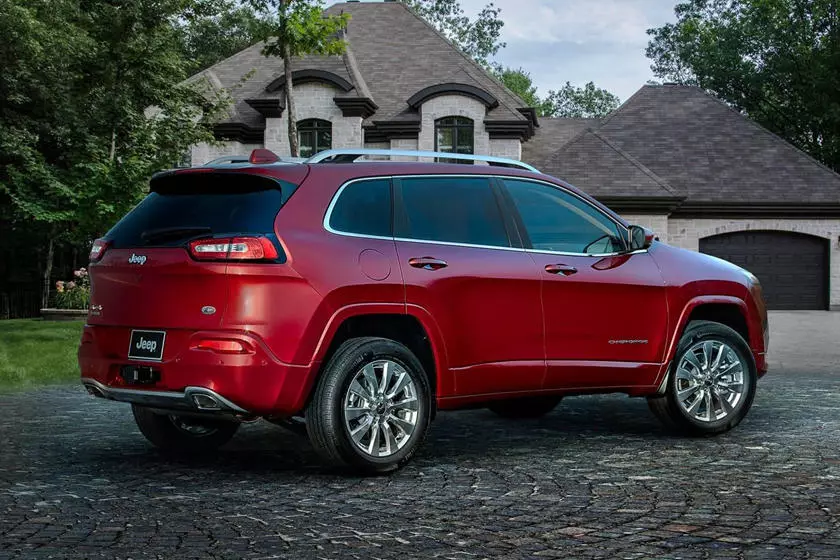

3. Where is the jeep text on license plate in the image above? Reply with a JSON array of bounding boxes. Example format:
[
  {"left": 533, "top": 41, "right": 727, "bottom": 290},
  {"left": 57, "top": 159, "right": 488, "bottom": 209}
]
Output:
[{"left": 127, "top": 330, "right": 166, "bottom": 362}]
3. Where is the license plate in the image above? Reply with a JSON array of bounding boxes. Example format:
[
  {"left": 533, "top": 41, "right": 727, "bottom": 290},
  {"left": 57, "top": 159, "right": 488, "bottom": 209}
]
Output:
[{"left": 127, "top": 330, "right": 166, "bottom": 362}]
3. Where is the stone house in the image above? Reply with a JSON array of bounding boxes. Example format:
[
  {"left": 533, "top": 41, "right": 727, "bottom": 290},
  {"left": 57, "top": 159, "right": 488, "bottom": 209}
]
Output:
[{"left": 186, "top": 1, "right": 840, "bottom": 310}]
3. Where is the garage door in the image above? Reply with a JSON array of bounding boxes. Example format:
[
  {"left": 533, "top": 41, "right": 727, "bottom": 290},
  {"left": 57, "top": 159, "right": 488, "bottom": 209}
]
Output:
[{"left": 700, "top": 231, "right": 829, "bottom": 310}]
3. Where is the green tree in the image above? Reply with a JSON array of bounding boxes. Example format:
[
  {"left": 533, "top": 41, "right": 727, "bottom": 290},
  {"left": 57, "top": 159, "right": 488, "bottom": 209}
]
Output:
[
  {"left": 0, "top": 0, "right": 226, "bottom": 306},
  {"left": 401, "top": 0, "right": 505, "bottom": 66},
  {"left": 248, "top": 0, "right": 349, "bottom": 156},
  {"left": 492, "top": 65, "right": 556, "bottom": 115},
  {"left": 177, "top": 0, "right": 273, "bottom": 74},
  {"left": 543, "top": 82, "right": 621, "bottom": 118},
  {"left": 647, "top": 0, "right": 840, "bottom": 171}
]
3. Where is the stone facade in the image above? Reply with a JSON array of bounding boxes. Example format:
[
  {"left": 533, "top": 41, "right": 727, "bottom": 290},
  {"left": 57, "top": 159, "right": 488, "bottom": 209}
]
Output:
[{"left": 264, "top": 83, "right": 363, "bottom": 155}]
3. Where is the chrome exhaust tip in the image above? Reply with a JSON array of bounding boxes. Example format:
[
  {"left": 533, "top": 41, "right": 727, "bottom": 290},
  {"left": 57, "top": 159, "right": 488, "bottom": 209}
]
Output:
[{"left": 190, "top": 393, "right": 223, "bottom": 411}]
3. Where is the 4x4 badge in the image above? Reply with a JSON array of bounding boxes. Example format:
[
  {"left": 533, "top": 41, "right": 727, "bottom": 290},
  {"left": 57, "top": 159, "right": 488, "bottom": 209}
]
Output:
[{"left": 201, "top": 306, "right": 216, "bottom": 315}]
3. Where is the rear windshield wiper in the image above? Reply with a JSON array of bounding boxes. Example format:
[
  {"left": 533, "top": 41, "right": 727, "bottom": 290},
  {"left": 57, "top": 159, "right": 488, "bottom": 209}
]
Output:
[{"left": 140, "top": 226, "right": 212, "bottom": 244}]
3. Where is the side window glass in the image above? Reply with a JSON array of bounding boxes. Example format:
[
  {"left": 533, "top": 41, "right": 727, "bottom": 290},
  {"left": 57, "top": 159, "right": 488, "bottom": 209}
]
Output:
[
  {"left": 396, "top": 176, "right": 509, "bottom": 248},
  {"left": 328, "top": 179, "right": 391, "bottom": 237},
  {"left": 503, "top": 179, "right": 625, "bottom": 254}
]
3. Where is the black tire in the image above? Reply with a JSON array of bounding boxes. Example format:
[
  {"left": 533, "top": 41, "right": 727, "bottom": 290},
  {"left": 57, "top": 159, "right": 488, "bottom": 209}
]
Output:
[
  {"left": 132, "top": 405, "right": 240, "bottom": 452},
  {"left": 488, "top": 396, "right": 562, "bottom": 419},
  {"left": 648, "top": 320, "right": 757, "bottom": 436},
  {"left": 306, "top": 337, "right": 433, "bottom": 474}
]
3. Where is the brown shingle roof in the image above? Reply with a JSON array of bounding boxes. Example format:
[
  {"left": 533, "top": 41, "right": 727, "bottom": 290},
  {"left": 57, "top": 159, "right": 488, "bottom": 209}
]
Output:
[
  {"left": 189, "top": 2, "right": 530, "bottom": 131},
  {"left": 596, "top": 84, "right": 840, "bottom": 204}
]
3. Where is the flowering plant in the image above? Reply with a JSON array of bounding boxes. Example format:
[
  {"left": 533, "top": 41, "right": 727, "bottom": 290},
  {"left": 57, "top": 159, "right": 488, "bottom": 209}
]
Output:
[{"left": 55, "top": 268, "right": 90, "bottom": 309}]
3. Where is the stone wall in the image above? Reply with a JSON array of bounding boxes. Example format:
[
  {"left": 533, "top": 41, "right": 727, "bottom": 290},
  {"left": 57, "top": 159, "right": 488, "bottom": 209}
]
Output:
[{"left": 264, "top": 82, "right": 362, "bottom": 156}]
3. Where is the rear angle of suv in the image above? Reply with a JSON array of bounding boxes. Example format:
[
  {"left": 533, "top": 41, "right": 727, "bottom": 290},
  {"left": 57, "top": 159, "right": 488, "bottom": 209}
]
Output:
[{"left": 79, "top": 149, "right": 768, "bottom": 473}]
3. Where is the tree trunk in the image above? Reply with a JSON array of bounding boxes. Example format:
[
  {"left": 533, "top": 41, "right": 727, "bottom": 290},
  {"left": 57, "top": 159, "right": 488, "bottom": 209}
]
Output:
[
  {"left": 109, "top": 129, "right": 116, "bottom": 162},
  {"left": 284, "top": 42, "right": 299, "bottom": 157},
  {"left": 42, "top": 237, "right": 54, "bottom": 309}
]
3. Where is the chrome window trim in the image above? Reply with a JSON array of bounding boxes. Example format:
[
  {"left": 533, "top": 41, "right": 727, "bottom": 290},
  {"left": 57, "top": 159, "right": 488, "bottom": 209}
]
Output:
[{"left": 323, "top": 174, "right": 638, "bottom": 258}]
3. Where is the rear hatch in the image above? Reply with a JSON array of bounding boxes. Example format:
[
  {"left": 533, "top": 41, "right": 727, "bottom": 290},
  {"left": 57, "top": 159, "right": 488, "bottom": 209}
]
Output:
[{"left": 87, "top": 169, "right": 301, "bottom": 330}]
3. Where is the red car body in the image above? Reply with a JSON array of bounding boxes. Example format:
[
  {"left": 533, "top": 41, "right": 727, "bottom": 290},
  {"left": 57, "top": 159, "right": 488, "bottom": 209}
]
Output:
[{"left": 78, "top": 162, "right": 768, "bottom": 418}]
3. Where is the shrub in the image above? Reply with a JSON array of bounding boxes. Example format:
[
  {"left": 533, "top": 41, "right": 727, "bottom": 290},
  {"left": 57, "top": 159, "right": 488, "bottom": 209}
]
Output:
[{"left": 55, "top": 268, "right": 90, "bottom": 310}]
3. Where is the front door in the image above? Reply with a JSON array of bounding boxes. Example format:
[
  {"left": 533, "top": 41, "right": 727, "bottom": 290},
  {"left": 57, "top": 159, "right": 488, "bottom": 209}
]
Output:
[
  {"left": 393, "top": 175, "right": 544, "bottom": 397},
  {"left": 500, "top": 177, "right": 669, "bottom": 390}
]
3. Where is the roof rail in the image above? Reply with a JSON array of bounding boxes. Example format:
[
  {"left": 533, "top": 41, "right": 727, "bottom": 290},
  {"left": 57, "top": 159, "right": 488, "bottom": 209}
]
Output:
[{"left": 305, "top": 148, "right": 540, "bottom": 173}]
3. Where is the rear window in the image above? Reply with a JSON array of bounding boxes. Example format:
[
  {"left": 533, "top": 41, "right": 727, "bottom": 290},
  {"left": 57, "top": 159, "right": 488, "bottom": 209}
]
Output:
[
  {"left": 105, "top": 173, "right": 295, "bottom": 248},
  {"left": 328, "top": 178, "right": 392, "bottom": 237}
]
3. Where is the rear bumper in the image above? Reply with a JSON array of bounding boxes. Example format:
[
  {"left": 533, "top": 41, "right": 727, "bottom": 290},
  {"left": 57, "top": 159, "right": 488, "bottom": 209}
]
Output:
[
  {"left": 78, "top": 325, "right": 317, "bottom": 416},
  {"left": 82, "top": 378, "right": 248, "bottom": 414}
]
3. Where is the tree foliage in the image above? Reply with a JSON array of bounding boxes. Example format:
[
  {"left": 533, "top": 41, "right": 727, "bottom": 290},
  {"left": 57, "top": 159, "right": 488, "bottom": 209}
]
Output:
[
  {"left": 492, "top": 66, "right": 619, "bottom": 118},
  {"left": 543, "top": 82, "right": 621, "bottom": 118},
  {"left": 0, "top": 0, "right": 228, "bottom": 304},
  {"left": 177, "top": 0, "right": 274, "bottom": 75},
  {"left": 401, "top": 0, "right": 505, "bottom": 66},
  {"left": 246, "top": 0, "right": 349, "bottom": 156},
  {"left": 647, "top": 0, "right": 840, "bottom": 171}
]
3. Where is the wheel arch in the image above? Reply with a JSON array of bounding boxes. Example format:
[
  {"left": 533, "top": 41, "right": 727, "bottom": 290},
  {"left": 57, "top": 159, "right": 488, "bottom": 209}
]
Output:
[
  {"left": 656, "top": 296, "right": 754, "bottom": 389},
  {"left": 306, "top": 304, "right": 450, "bottom": 407}
]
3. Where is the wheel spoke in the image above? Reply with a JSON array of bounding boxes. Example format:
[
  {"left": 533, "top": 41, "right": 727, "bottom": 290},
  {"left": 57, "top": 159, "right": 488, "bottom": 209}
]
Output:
[
  {"left": 349, "top": 379, "right": 373, "bottom": 402},
  {"left": 701, "top": 341, "right": 714, "bottom": 370},
  {"left": 677, "top": 382, "right": 701, "bottom": 401},
  {"left": 387, "top": 413, "right": 415, "bottom": 435},
  {"left": 714, "top": 390, "right": 734, "bottom": 416},
  {"left": 379, "top": 361, "right": 393, "bottom": 394},
  {"left": 367, "top": 423, "right": 381, "bottom": 456},
  {"left": 711, "top": 342, "right": 725, "bottom": 371},
  {"left": 361, "top": 364, "right": 379, "bottom": 397},
  {"left": 686, "top": 391, "right": 704, "bottom": 416},
  {"left": 350, "top": 415, "right": 374, "bottom": 443},
  {"left": 387, "top": 371, "right": 411, "bottom": 399},
  {"left": 719, "top": 381, "right": 744, "bottom": 394},
  {"left": 382, "top": 421, "right": 399, "bottom": 455},
  {"left": 702, "top": 389, "right": 712, "bottom": 421},
  {"left": 392, "top": 395, "right": 419, "bottom": 411},
  {"left": 345, "top": 406, "right": 369, "bottom": 421},
  {"left": 683, "top": 350, "right": 703, "bottom": 372}
]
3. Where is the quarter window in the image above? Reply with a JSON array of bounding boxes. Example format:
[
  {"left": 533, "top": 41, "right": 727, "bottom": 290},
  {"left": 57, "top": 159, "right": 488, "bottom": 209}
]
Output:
[
  {"left": 396, "top": 176, "right": 509, "bottom": 248},
  {"left": 503, "top": 179, "right": 625, "bottom": 254},
  {"left": 435, "top": 117, "right": 474, "bottom": 163},
  {"left": 298, "top": 119, "right": 332, "bottom": 158},
  {"left": 328, "top": 179, "right": 392, "bottom": 237}
]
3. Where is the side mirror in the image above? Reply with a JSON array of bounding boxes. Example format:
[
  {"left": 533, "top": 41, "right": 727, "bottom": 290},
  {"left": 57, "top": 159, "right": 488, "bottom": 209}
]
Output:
[{"left": 628, "top": 225, "right": 656, "bottom": 251}]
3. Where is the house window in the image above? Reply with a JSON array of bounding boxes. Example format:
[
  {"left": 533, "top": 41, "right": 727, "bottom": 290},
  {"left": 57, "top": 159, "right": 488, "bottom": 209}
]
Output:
[
  {"left": 435, "top": 117, "right": 474, "bottom": 162},
  {"left": 298, "top": 119, "right": 332, "bottom": 157}
]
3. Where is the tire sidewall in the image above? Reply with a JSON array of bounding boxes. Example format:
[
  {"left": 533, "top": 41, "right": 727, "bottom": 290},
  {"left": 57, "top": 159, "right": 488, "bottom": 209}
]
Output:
[{"left": 323, "top": 339, "right": 432, "bottom": 471}]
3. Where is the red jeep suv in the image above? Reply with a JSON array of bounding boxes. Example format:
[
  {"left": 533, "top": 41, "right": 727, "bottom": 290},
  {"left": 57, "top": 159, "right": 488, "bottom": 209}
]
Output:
[{"left": 79, "top": 148, "right": 768, "bottom": 472}]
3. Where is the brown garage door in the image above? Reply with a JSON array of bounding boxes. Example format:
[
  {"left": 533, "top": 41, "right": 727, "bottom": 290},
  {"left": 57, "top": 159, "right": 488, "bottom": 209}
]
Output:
[{"left": 700, "top": 230, "right": 829, "bottom": 310}]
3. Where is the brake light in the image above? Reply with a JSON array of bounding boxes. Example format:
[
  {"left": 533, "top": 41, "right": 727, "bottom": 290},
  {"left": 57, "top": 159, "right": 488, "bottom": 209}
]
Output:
[
  {"left": 89, "top": 238, "right": 109, "bottom": 262},
  {"left": 188, "top": 237, "right": 278, "bottom": 261},
  {"left": 192, "top": 339, "right": 252, "bottom": 354},
  {"left": 249, "top": 148, "right": 280, "bottom": 164}
]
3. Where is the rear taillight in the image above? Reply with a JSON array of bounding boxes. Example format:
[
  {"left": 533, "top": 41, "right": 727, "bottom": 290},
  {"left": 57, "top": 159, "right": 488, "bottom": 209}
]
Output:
[
  {"left": 188, "top": 237, "right": 278, "bottom": 261},
  {"left": 89, "top": 238, "right": 109, "bottom": 262}
]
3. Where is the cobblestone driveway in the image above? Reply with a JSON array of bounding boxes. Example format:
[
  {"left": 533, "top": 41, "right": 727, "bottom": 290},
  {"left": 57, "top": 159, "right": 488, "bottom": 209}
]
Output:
[{"left": 1, "top": 312, "right": 839, "bottom": 559}]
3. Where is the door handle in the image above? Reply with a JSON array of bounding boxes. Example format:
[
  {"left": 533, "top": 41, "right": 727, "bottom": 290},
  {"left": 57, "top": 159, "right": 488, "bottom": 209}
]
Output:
[
  {"left": 545, "top": 263, "right": 577, "bottom": 276},
  {"left": 409, "top": 257, "right": 448, "bottom": 271}
]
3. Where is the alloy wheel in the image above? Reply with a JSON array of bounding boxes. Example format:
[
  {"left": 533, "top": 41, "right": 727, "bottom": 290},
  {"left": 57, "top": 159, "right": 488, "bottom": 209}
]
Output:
[
  {"left": 675, "top": 340, "right": 746, "bottom": 423},
  {"left": 343, "top": 359, "right": 419, "bottom": 458}
]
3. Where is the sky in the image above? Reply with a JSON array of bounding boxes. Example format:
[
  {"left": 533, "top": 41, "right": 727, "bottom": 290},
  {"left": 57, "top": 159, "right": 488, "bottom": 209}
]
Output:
[{"left": 327, "top": 0, "right": 679, "bottom": 102}]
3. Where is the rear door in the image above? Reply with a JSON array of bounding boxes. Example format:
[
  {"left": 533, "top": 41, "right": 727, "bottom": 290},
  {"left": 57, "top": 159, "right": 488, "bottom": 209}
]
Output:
[
  {"left": 393, "top": 175, "right": 544, "bottom": 397},
  {"left": 88, "top": 171, "right": 295, "bottom": 330},
  {"left": 499, "top": 177, "right": 669, "bottom": 389}
]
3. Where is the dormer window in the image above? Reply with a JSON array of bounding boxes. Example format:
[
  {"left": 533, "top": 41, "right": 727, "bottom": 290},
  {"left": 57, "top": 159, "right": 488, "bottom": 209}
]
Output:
[
  {"left": 435, "top": 117, "right": 474, "bottom": 161},
  {"left": 298, "top": 119, "right": 332, "bottom": 158}
]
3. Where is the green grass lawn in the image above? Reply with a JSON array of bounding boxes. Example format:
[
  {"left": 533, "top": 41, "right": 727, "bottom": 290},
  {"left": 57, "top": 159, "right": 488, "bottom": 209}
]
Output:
[{"left": 0, "top": 319, "right": 84, "bottom": 391}]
